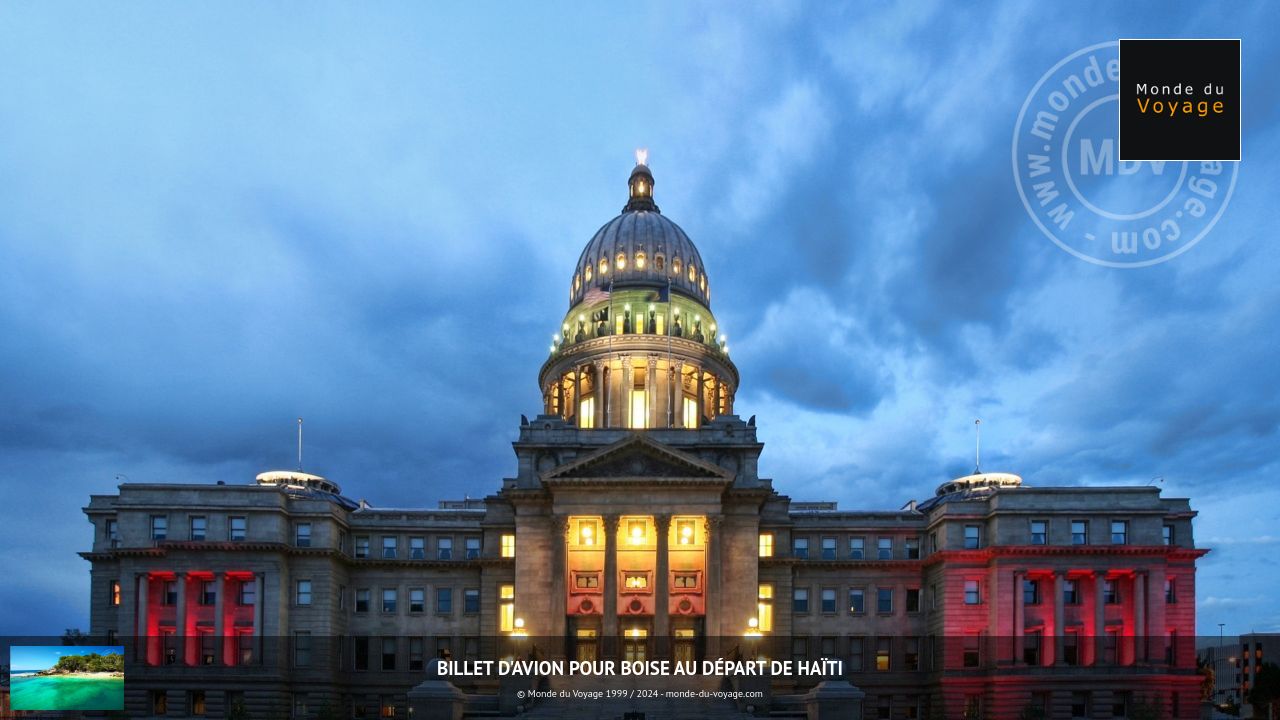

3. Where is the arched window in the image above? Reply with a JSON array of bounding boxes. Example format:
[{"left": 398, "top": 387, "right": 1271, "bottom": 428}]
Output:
[
  {"left": 599, "top": 258, "right": 608, "bottom": 276},
  {"left": 585, "top": 264, "right": 593, "bottom": 282},
  {"left": 574, "top": 273, "right": 580, "bottom": 292},
  {"left": 687, "top": 264, "right": 697, "bottom": 283},
  {"left": 616, "top": 252, "right": 627, "bottom": 271},
  {"left": 672, "top": 257, "right": 682, "bottom": 276},
  {"left": 635, "top": 250, "right": 646, "bottom": 270},
  {"left": 700, "top": 275, "right": 706, "bottom": 292},
  {"left": 655, "top": 254, "right": 665, "bottom": 271}
]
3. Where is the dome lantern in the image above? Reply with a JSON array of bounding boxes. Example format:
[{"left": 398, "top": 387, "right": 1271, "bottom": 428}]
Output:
[{"left": 624, "top": 148, "right": 659, "bottom": 213}]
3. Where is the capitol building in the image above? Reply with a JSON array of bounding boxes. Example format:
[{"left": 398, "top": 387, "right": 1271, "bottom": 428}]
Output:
[{"left": 75, "top": 157, "right": 1206, "bottom": 719}]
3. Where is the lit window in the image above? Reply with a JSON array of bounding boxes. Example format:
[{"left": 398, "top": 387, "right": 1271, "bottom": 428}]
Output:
[
  {"left": 501, "top": 534, "right": 515, "bottom": 558},
  {"left": 578, "top": 519, "right": 597, "bottom": 546},
  {"left": 624, "top": 573, "right": 648, "bottom": 589},
  {"left": 630, "top": 387, "right": 648, "bottom": 429},
  {"left": 655, "top": 254, "right": 664, "bottom": 270},
  {"left": 585, "top": 264, "right": 593, "bottom": 282},
  {"left": 574, "top": 573, "right": 599, "bottom": 589},
  {"left": 579, "top": 397, "right": 595, "bottom": 428},
  {"left": 758, "top": 532, "right": 774, "bottom": 557},
  {"left": 673, "top": 573, "right": 698, "bottom": 589},
  {"left": 499, "top": 584, "right": 515, "bottom": 632},
  {"left": 758, "top": 584, "right": 774, "bottom": 631},
  {"left": 616, "top": 252, "right": 626, "bottom": 270},
  {"left": 672, "top": 257, "right": 682, "bottom": 275},
  {"left": 110, "top": 580, "right": 121, "bottom": 606},
  {"left": 599, "top": 258, "right": 608, "bottom": 275},
  {"left": 627, "top": 519, "right": 647, "bottom": 545},
  {"left": 876, "top": 638, "right": 891, "bottom": 670},
  {"left": 635, "top": 251, "right": 646, "bottom": 269},
  {"left": 676, "top": 519, "right": 696, "bottom": 545},
  {"left": 682, "top": 396, "right": 698, "bottom": 428},
  {"left": 688, "top": 264, "right": 696, "bottom": 282}
]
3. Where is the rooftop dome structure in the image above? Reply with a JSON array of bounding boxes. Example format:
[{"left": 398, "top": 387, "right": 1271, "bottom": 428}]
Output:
[{"left": 540, "top": 152, "right": 736, "bottom": 430}]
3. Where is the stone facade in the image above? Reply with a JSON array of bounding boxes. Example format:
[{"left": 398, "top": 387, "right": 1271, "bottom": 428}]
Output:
[{"left": 75, "top": 160, "right": 1208, "bottom": 720}]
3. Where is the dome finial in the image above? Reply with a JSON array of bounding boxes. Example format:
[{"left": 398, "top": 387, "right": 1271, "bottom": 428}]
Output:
[{"left": 625, "top": 149, "right": 659, "bottom": 213}]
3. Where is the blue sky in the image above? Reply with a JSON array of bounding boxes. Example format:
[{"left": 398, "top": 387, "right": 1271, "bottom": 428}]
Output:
[
  {"left": 9, "top": 646, "right": 122, "bottom": 672},
  {"left": 0, "top": 2, "right": 1276, "bottom": 638}
]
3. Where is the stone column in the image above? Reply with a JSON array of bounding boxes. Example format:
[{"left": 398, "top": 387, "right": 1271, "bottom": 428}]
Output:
[
  {"left": 706, "top": 515, "right": 723, "bottom": 653},
  {"left": 593, "top": 361, "right": 606, "bottom": 429},
  {"left": 1052, "top": 571, "right": 1065, "bottom": 666},
  {"left": 136, "top": 573, "right": 150, "bottom": 664},
  {"left": 175, "top": 572, "right": 187, "bottom": 666},
  {"left": 696, "top": 367, "right": 705, "bottom": 426},
  {"left": 213, "top": 572, "right": 226, "bottom": 666},
  {"left": 1134, "top": 571, "right": 1147, "bottom": 664},
  {"left": 620, "top": 356, "right": 633, "bottom": 428},
  {"left": 672, "top": 362, "right": 684, "bottom": 428},
  {"left": 554, "top": 377, "right": 565, "bottom": 420},
  {"left": 1093, "top": 573, "right": 1106, "bottom": 666},
  {"left": 654, "top": 515, "right": 671, "bottom": 648},
  {"left": 646, "top": 356, "right": 660, "bottom": 429},
  {"left": 603, "top": 515, "right": 619, "bottom": 656},
  {"left": 1012, "top": 571, "right": 1025, "bottom": 665},
  {"left": 573, "top": 366, "right": 582, "bottom": 427},
  {"left": 253, "top": 573, "right": 265, "bottom": 665},
  {"left": 551, "top": 516, "right": 569, "bottom": 656}
]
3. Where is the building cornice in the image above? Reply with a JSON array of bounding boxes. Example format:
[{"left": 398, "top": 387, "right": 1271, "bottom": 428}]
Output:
[{"left": 921, "top": 545, "right": 1209, "bottom": 567}]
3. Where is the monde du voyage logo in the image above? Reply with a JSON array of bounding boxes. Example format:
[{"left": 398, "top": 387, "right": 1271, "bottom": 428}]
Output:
[{"left": 1013, "top": 40, "right": 1240, "bottom": 268}]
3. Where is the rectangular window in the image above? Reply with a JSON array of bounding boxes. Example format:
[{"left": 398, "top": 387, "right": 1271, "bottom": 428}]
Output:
[
  {"left": 1165, "top": 630, "right": 1177, "bottom": 665},
  {"left": 820, "top": 636, "right": 836, "bottom": 658},
  {"left": 201, "top": 580, "right": 216, "bottom": 606},
  {"left": 876, "top": 695, "right": 891, "bottom": 720},
  {"left": 821, "top": 537, "right": 837, "bottom": 560},
  {"left": 151, "top": 515, "right": 167, "bottom": 541},
  {"left": 849, "top": 637, "right": 864, "bottom": 671},
  {"left": 929, "top": 531, "right": 938, "bottom": 553},
  {"left": 1111, "top": 520, "right": 1128, "bottom": 545},
  {"left": 499, "top": 584, "right": 515, "bottom": 632},
  {"left": 229, "top": 516, "right": 246, "bottom": 541},
  {"left": 106, "top": 519, "right": 119, "bottom": 544},
  {"left": 355, "top": 536, "right": 370, "bottom": 558},
  {"left": 791, "top": 637, "right": 807, "bottom": 662},
  {"left": 578, "top": 397, "right": 595, "bottom": 428},
  {"left": 382, "top": 536, "right": 398, "bottom": 559},
  {"left": 410, "top": 536, "right": 426, "bottom": 559},
  {"left": 382, "top": 588, "right": 397, "bottom": 613},
  {"left": 190, "top": 690, "right": 206, "bottom": 716},
  {"left": 964, "top": 579, "right": 980, "bottom": 604},
  {"left": 1104, "top": 579, "right": 1119, "bottom": 604},
  {"left": 849, "top": 537, "right": 864, "bottom": 559},
  {"left": 793, "top": 588, "right": 809, "bottom": 613},
  {"left": 1064, "top": 580, "right": 1079, "bottom": 605},
  {"left": 623, "top": 572, "right": 648, "bottom": 589},
  {"left": 963, "top": 634, "right": 980, "bottom": 667},
  {"left": 465, "top": 537, "right": 481, "bottom": 559},
  {"left": 294, "top": 631, "right": 311, "bottom": 667},
  {"left": 295, "top": 523, "right": 311, "bottom": 547},
  {"left": 381, "top": 637, "right": 397, "bottom": 671},
  {"left": 1063, "top": 631, "right": 1079, "bottom": 665},
  {"left": 574, "top": 572, "right": 599, "bottom": 589},
  {"left": 1163, "top": 524, "right": 1174, "bottom": 545},
  {"left": 1112, "top": 691, "right": 1130, "bottom": 719},
  {"left": 1070, "top": 692, "right": 1089, "bottom": 719},
  {"left": 877, "top": 587, "right": 893, "bottom": 614},
  {"left": 152, "top": 691, "right": 168, "bottom": 715},
  {"left": 356, "top": 588, "right": 370, "bottom": 613},
  {"left": 163, "top": 580, "right": 178, "bottom": 605},
  {"left": 877, "top": 537, "right": 893, "bottom": 560},
  {"left": 1024, "top": 630, "right": 1042, "bottom": 665},
  {"left": 296, "top": 580, "right": 312, "bottom": 606},
  {"left": 904, "top": 637, "right": 920, "bottom": 670},
  {"left": 501, "top": 534, "right": 516, "bottom": 558},
  {"left": 875, "top": 638, "right": 890, "bottom": 670},
  {"left": 906, "top": 588, "right": 920, "bottom": 613},
  {"left": 963, "top": 524, "right": 981, "bottom": 549},
  {"left": 409, "top": 588, "right": 425, "bottom": 613},
  {"left": 354, "top": 637, "right": 369, "bottom": 671},
  {"left": 849, "top": 588, "right": 865, "bottom": 614},
  {"left": 464, "top": 588, "right": 480, "bottom": 614},
  {"left": 110, "top": 580, "right": 121, "bottom": 606},
  {"left": 437, "top": 537, "right": 453, "bottom": 560},
  {"left": 793, "top": 537, "right": 809, "bottom": 559},
  {"left": 757, "top": 584, "right": 773, "bottom": 632},
  {"left": 905, "top": 537, "right": 920, "bottom": 559},
  {"left": 239, "top": 579, "right": 256, "bottom": 606},
  {"left": 1071, "top": 519, "right": 1087, "bottom": 545},
  {"left": 1166, "top": 577, "right": 1177, "bottom": 603},
  {"left": 682, "top": 396, "right": 698, "bottom": 428},
  {"left": 1024, "top": 578, "right": 1040, "bottom": 605},
  {"left": 190, "top": 516, "right": 206, "bottom": 541},
  {"left": 338, "top": 584, "right": 346, "bottom": 610},
  {"left": 437, "top": 587, "right": 452, "bottom": 613},
  {"left": 758, "top": 532, "right": 774, "bottom": 557},
  {"left": 1030, "top": 519, "right": 1047, "bottom": 545},
  {"left": 820, "top": 588, "right": 837, "bottom": 613},
  {"left": 409, "top": 637, "right": 425, "bottom": 671},
  {"left": 673, "top": 573, "right": 698, "bottom": 589}
]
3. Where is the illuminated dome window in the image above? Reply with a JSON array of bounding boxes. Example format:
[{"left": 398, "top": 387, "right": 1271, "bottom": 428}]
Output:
[
  {"left": 599, "top": 258, "right": 608, "bottom": 275},
  {"left": 635, "top": 250, "right": 646, "bottom": 270},
  {"left": 655, "top": 253, "right": 665, "bottom": 271},
  {"left": 672, "top": 257, "right": 682, "bottom": 276},
  {"left": 616, "top": 251, "right": 627, "bottom": 271},
  {"left": 688, "top": 264, "right": 697, "bottom": 283},
  {"left": 585, "top": 264, "right": 593, "bottom": 282},
  {"left": 700, "top": 275, "right": 706, "bottom": 292}
]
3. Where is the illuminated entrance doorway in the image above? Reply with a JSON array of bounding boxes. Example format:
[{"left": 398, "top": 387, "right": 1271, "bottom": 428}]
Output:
[
  {"left": 623, "top": 628, "right": 648, "bottom": 662},
  {"left": 673, "top": 628, "right": 696, "bottom": 664},
  {"left": 575, "top": 628, "right": 598, "bottom": 662}
]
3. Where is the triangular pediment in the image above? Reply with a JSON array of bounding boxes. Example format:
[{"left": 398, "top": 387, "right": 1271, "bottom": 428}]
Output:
[{"left": 542, "top": 434, "right": 732, "bottom": 483}]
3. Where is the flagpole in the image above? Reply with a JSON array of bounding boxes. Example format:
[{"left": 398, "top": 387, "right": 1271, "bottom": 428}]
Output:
[{"left": 666, "top": 277, "right": 673, "bottom": 427}]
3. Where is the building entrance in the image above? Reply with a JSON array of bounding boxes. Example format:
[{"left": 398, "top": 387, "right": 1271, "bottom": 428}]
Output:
[{"left": 575, "top": 628, "right": 598, "bottom": 662}]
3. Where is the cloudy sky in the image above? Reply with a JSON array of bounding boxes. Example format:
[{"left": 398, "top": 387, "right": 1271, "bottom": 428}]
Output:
[{"left": 1, "top": 2, "right": 1276, "bottom": 638}]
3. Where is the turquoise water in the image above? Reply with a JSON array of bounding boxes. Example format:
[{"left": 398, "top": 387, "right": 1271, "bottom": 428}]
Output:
[{"left": 9, "top": 674, "right": 125, "bottom": 711}]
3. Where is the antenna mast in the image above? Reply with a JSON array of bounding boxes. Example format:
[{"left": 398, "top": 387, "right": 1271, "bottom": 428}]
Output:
[
  {"left": 974, "top": 418, "right": 982, "bottom": 474},
  {"left": 297, "top": 417, "right": 304, "bottom": 471}
]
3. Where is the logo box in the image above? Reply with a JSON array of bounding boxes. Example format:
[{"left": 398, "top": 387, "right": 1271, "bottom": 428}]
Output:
[{"left": 1119, "top": 39, "right": 1241, "bottom": 161}]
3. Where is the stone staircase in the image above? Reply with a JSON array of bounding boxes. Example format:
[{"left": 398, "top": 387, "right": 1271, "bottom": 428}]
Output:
[{"left": 512, "top": 673, "right": 756, "bottom": 720}]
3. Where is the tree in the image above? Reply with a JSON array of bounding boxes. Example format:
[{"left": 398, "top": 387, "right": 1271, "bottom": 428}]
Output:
[
  {"left": 62, "top": 628, "right": 86, "bottom": 646},
  {"left": 1249, "top": 662, "right": 1280, "bottom": 717},
  {"left": 1198, "top": 652, "right": 1216, "bottom": 700}
]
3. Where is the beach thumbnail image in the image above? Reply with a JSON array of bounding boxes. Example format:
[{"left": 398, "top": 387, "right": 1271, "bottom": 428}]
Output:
[{"left": 8, "top": 646, "right": 125, "bottom": 711}]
